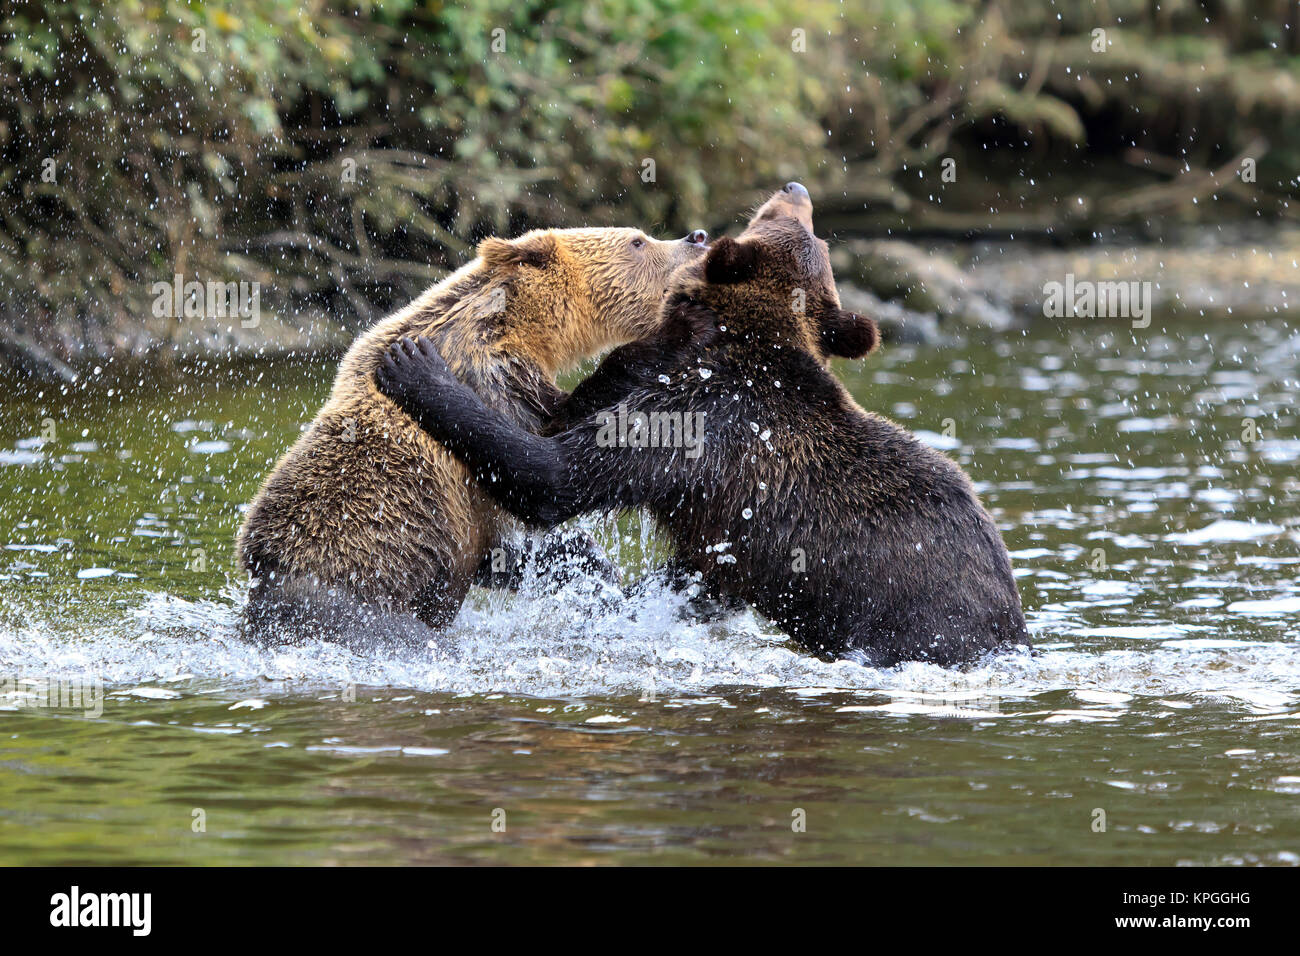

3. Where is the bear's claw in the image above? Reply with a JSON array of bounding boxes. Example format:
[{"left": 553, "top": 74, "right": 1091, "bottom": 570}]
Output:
[{"left": 377, "top": 335, "right": 454, "bottom": 407}]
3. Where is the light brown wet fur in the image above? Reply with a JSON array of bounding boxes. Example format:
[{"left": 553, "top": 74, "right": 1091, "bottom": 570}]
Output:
[{"left": 235, "top": 227, "right": 706, "bottom": 644}]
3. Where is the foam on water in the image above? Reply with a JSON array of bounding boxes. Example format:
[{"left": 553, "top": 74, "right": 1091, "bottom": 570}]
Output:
[{"left": 1, "top": 579, "right": 1297, "bottom": 718}]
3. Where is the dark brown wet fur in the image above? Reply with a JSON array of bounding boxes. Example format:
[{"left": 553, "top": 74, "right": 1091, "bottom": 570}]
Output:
[{"left": 374, "top": 187, "right": 1029, "bottom": 666}]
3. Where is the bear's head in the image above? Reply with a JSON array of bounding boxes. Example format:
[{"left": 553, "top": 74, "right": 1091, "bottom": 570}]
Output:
[
  {"left": 667, "top": 183, "right": 878, "bottom": 363},
  {"left": 476, "top": 227, "right": 709, "bottom": 373}
]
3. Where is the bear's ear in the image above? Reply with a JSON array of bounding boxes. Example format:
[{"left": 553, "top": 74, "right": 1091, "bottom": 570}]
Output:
[
  {"left": 819, "top": 307, "right": 879, "bottom": 359},
  {"left": 703, "top": 237, "right": 760, "bottom": 285},
  {"left": 479, "top": 233, "right": 558, "bottom": 270}
]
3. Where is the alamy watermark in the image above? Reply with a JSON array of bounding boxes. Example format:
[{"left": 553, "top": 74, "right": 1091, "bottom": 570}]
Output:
[
  {"left": 595, "top": 403, "right": 705, "bottom": 460},
  {"left": 1, "top": 675, "right": 104, "bottom": 718},
  {"left": 888, "top": 688, "right": 1002, "bottom": 716},
  {"left": 151, "top": 275, "right": 261, "bottom": 328},
  {"left": 49, "top": 886, "right": 150, "bottom": 936},
  {"left": 1042, "top": 273, "right": 1152, "bottom": 328}
]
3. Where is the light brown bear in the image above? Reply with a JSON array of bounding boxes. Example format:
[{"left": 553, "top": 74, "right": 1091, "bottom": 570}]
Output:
[{"left": 236, "top": 226, "right": 708, "bottom": 647}]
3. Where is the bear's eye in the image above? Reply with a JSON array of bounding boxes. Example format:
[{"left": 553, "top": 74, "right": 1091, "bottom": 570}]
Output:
[{"left": 631, "top": 237, "right": 645, "bottom": 250}]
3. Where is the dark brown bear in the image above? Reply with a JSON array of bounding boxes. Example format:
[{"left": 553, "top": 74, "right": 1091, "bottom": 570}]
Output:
[
  {"left": 374, "top": 185, "right": 1029, "bottom": 665},
  {"left": 236, "top": 226, "right": 707, "bottom": 647}
]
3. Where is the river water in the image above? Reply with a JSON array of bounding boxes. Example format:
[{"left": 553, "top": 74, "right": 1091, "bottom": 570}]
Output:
[{"left": 1, "top": 314, "right": 1297, "bottom": 864}]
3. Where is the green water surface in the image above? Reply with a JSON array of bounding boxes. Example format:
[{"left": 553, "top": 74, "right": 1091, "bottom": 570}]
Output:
[{"left": 0, "top": 314, "right": 1297, "bottom": 865}]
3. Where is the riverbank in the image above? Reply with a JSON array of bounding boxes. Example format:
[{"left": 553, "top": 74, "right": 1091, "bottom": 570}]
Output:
[
  {"left": 835, "top": 224, "right": 1300, "bottom": 344},
  {"left": 7, "top": 225, "right": 1299, "bottom": 382}
]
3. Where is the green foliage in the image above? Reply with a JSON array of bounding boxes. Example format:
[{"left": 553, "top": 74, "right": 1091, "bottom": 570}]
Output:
[
  {"left": 968, "top": 83, "right": 1086, "bottom": 144},
  {"left": 0, "top": 0, "right": 818, "bottom": 356},
  {"left": 1, "top": 0, "right": 1299, "bottom": 372}
]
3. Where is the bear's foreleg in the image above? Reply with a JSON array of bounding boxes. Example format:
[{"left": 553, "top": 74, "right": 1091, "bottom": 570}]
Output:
[
  {"left": 378, "top": 336, "right": 689, "bottom": 530},
  {"left": 377, "top": 337, "right": 597, "bottom": 526}
]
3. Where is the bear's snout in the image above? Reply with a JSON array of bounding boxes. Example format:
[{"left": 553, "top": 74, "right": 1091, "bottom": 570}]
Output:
[
  {"left": 747, "top": 182, "right": 815, "bottom": 233},
  {"left": 684, "top": 230, "right": 709, "bottom": 246}
]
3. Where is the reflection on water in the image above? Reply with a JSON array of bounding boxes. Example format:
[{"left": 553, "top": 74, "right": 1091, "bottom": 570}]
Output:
[{"left": 0, "top": 315, "right": 1297, "bottom": 864}]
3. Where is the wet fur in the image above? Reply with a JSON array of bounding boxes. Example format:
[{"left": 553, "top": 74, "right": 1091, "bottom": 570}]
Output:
[
  {"left": 236, "top": 227, "right": 705, "bottom": 643},
  {"left": 375, "top": 190, "right": 1028, "bottom": 666}
]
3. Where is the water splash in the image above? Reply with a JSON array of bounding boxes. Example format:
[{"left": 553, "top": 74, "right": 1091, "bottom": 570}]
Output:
[{"left": 1, "top": 582, "right": 1296, "bottom": 719}]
